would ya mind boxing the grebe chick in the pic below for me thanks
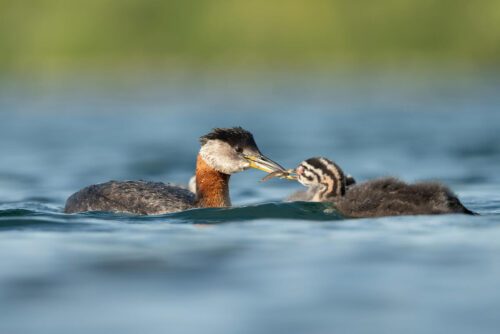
[286,174,356,201]
[64,127,286,215]
[292,157,475,217]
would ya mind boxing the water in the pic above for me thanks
[1,74,500,334]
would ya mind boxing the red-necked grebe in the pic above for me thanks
[64,127,286,215]
[273,157,475,217]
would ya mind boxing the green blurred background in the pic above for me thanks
[1,0,499,74]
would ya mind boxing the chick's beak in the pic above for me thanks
[244,154,287,174]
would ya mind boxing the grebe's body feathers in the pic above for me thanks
[64,181,195,215]
[334,177,474,217]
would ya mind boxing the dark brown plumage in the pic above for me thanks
[293,157,475,217]
[64,181,195,215]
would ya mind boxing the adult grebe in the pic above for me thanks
[64,127,286,215]
[277,157,475,217]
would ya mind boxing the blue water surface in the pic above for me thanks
[1,73,499,334]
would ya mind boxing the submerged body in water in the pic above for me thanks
[282,157,475,217]
[64,127,286,215]
[64,180,195,215]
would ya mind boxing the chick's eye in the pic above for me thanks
[235,146,243,153]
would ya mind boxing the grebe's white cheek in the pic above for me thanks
[229,163,248,174]
[225,158,249,174]
[200,140,247,174]
[297,175,310,187]
[318,183,328,192]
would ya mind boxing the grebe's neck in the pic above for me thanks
[195,154,231,208]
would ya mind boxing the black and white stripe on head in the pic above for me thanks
[200,127,259,151]
[297,157,346,198]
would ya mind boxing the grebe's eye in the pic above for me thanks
[235,146,243,153]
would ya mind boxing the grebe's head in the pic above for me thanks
[295,157,348,197]
[199,127,286,175]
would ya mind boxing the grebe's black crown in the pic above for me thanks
[303,157,335,170]
[200,127,258,149]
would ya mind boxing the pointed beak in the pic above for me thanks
[244,154,287,174]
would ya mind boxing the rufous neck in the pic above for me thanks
[195,154,231,208]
